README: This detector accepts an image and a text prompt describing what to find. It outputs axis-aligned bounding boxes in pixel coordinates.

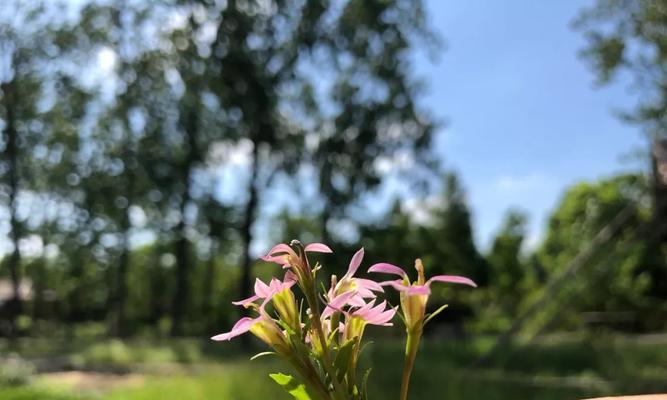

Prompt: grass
[104,364,283,400]
[2,333,667,400]
[0,387,82,400]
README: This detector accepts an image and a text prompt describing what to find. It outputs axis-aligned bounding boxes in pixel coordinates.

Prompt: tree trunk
[239,143,260,347]
[2,80,22,338]
[66,248,86,341]
[320,204,331,244]
[171,220,190,336]
[148,238,164,327]
[202,241,218,332]
[109,228,131,336]
[108,132,135,337]
[170,108,198,337]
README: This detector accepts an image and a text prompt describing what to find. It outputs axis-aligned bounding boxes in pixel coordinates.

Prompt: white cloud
[495,173,550,192]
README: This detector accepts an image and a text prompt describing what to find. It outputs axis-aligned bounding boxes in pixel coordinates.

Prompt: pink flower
[211,316,261,341]
[260,241,333,286]
[341,298,397,344]
[322,290,356,320]
[324,248,383,316]
[368,259,476,332]
[322,292,396,327]
[320,293,397,346]
[232,271,298,308]
[211,312,290,354]
[368,261,476,295]
[260,242,332,268]
[350,300,396,327]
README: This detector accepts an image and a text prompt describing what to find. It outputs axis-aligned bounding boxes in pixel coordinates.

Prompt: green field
[2,334,666,400]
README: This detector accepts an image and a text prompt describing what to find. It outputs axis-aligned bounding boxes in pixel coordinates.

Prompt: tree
[575,0,667,131]
[200,0,307,321]
[0,0,88,336]
[312,0,439,244]
[359,199,425,270]
[574,0,667,238]
[533,174,666,330]
[478,210,530,331]
[423,173,488,286]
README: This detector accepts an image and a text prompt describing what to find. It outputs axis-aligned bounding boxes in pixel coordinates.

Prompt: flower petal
[428,275,477,288]
[322,291,356,319]
[268,278,283,294]
[405,284,431,296]
[232,295,260,306]
[348,294,367,307]
[344,247,364,279]
[354,300,396,326]
[304,243,333,253]
[366,307,397,326]
[259,254,288,266]
[284,270,298,283]
[260,244,297,266]
[211,317,258,341]
[368,263,408,278]
[355,278,384,294]
[379,279,411,292]
[267,243,294,256]
[254,278,272,298]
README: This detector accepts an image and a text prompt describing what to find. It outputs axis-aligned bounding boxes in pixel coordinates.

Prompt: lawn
[2,334,666,400]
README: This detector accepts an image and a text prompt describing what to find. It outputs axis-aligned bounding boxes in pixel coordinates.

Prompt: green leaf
[361,368,372,400]
[269,373,314,400]
[358,340,374,358]
[250,351,277,361]
[327,326,340,343]
[333,337,358,382]
[423,304,448,326]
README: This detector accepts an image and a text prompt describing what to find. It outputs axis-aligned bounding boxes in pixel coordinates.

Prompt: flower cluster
[212,240,476,400]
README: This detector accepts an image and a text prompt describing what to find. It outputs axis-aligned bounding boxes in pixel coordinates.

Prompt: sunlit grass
[0,386,82,400]
[104,365,283,400]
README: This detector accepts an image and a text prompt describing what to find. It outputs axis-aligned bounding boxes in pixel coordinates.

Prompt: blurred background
[1,0,667,399]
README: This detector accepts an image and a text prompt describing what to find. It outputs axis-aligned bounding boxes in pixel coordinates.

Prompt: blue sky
[408,0,645,249]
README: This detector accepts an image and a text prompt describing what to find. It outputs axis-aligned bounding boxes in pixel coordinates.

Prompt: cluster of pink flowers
[212,240,476,400]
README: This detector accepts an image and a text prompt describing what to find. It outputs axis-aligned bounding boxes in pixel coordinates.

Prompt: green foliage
[0,387,81,400]
[312,0,439,242]
[537,175,645,273]
[575,0,667,129]
[0,357,35,387]
[269,373,316,400]
[423,173,488,285]
[2,336,667,399]
[96,337,667,399]
[103,363,282,400]
[0,0,440,338]
[532,174,666,331]
[1,0,666,346]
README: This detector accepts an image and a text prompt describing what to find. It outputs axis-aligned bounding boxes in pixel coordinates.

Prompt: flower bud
[271,288,300,332]
[249,316,291,355]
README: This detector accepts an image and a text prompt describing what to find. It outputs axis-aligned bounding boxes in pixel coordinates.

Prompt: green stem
[294,243,346,400]
[346,324,365,390]
[287,353,332,400]
[399,329,422,400]
[306,287,347,400]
